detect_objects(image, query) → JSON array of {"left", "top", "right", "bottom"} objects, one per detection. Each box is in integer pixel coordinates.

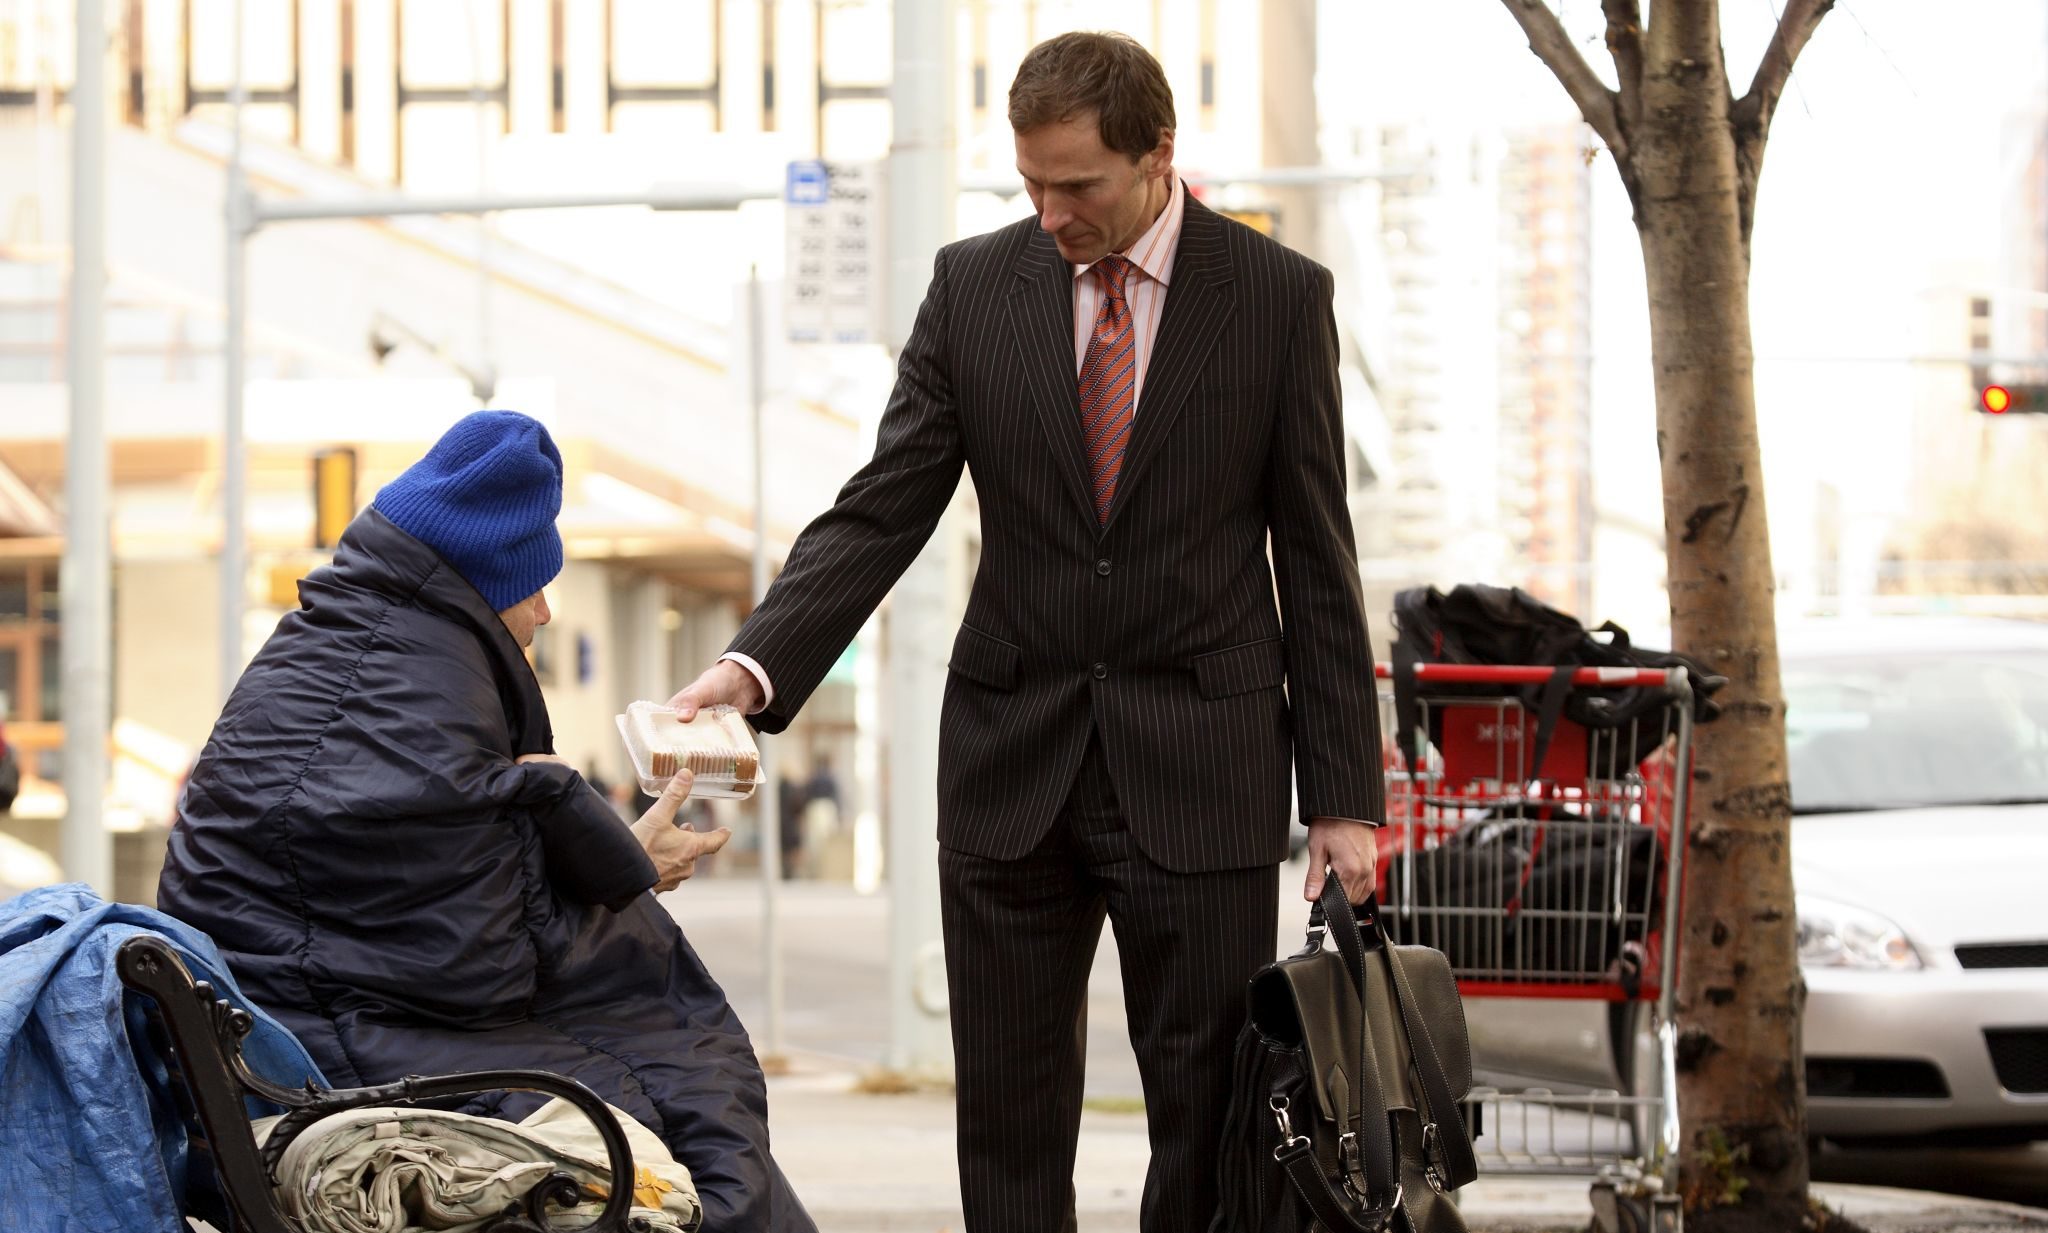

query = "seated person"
[{"left": 158, "top": 411, "right": 814, "bottom": 1232}]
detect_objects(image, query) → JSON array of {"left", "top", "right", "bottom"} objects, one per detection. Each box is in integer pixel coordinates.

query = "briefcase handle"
[{"left": 1305, "top": 887, "right": 1380, "bottom": 943}]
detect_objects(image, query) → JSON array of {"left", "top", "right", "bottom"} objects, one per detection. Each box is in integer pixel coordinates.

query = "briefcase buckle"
[
  {"left": 1422, "top": 1122, "right": 1451, "bottom": 1194},
  {"left": 1269, "top": 1095, "right": 1310, "bottom": 1161}
]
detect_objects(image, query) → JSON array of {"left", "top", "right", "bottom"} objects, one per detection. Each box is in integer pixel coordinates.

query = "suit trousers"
[{"left": 939, "top": 732, "right": 1281, "bottom": 1233}]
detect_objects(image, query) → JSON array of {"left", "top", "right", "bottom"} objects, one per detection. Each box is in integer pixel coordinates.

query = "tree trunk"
[{"left": 1632, "top": 12, "right": 1808, "bottom": 1228}]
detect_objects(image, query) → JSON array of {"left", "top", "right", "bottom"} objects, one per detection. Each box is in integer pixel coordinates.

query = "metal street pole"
[
  {"left": 219, "top": 0, "right": 249, "bottom": 706},
  {"left": 956, "top": 164, "right": 1423, "bottom": 197},
  {"left": 60, "top": 0, "right": 110, "bottom": 896},
  {"left": 884, "top": 0, "right": 956, "bottom": 1079},
  {"left": 746, "top": 263, "right": 785, "bottom": 1060},
  {"left": 250, "top": 184, "right": 776, "bottom": 223}
]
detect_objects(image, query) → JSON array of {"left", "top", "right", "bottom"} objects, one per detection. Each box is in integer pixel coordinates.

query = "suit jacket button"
[
  {"left": 1096, "top": 558, "right": 1112, "bottom": 576},
  {"left": 1092, "top": 662, "right": 1108, "bottom": 680}
]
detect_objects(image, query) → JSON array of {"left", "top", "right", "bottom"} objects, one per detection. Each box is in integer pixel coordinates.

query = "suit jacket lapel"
[
  {"left": 1005, "top": 227, "right": 1099, "bottom": 528},
  {"left": 1101, "top": 196, "right": 1236, "bottom": 535}
]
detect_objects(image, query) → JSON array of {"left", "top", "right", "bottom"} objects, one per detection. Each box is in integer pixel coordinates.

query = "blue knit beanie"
[{"left": 373, "top": 411, "right": 565, "bottom": 611}]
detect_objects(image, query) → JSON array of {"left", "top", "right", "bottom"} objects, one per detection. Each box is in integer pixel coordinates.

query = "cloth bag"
[
  {"left": 254, "top": 1097, "right": 701, "bottom": 1233},
  {"left": 1210, "top": 881, "right": 1478, "bottom": 1233}
]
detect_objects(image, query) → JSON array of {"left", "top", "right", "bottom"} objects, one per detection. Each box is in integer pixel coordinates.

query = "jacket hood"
[{"left": 310, "top": 507, "right": 554, "bottom": 754}]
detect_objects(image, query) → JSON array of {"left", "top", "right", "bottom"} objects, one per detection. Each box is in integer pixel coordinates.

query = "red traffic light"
[{"left": 1979, "top": 383, "right": 2048, "bottom": 413}]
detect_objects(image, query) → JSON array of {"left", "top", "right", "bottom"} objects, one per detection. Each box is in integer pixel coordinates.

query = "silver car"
[{"left": 1465, "top": 617, "right": 2048, "bottom": 1144}]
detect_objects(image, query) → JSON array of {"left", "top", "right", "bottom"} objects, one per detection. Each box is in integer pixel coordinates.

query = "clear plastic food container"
[{"left": 615, "top": 700, "right": 762, "bottom": 801}]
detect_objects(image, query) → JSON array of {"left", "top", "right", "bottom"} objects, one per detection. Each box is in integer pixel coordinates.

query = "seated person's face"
[{"left": 498, "top": 589, "right": 552, "bottom": 649}]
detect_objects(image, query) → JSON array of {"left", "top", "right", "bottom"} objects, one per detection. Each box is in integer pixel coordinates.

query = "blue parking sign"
[{"left": 786, "top": 160, "right": 830, "bottom": 207}]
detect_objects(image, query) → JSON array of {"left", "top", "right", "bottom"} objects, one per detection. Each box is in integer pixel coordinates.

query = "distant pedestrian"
[
  {"left": 802, "top": 753, "right": 843, "bottom": 820},
  {"left": 778, "top": 770, "right": 807, "bottom": 878}
]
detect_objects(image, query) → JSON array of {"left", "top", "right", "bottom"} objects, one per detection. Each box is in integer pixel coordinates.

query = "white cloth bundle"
[{"left": 252, "top": 1098, "right": 701, "bottom": 1233}]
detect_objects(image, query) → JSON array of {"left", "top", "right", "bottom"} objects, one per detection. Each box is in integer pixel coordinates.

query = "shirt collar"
[{"left": 1073, "top": 177, "right": 1184, "bottom": 288}]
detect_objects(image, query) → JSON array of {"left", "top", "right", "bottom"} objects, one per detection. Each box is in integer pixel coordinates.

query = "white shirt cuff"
[{"left": 718, "top": 652, "right": 775, "bottom": 714}]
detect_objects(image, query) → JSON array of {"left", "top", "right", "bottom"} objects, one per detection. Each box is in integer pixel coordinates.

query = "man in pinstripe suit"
[{"left": 671, "top": 32, "right": 1384, "bottom": 1232}]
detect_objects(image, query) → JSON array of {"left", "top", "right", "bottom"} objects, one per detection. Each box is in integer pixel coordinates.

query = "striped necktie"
[{"left": 1077, "top": 255, "right": 1136, "bottom": 526}]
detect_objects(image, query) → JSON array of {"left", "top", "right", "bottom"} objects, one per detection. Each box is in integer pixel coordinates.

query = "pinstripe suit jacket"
[{"left": 730, "top": 195, "right": 1385, "bottom": 873}]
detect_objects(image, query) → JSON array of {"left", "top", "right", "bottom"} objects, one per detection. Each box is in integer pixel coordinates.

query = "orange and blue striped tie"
[{"left": 1078, "top": 255, "right": 1136, "bottom": 526}]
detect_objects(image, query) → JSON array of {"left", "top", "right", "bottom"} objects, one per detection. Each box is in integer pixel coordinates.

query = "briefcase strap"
[
  {"left": 1313, "top": 882, "right": 1481, "bottom": 1195},
  {"left": 1319, "top": 879, "right": 1402, "bottom": 1209},
  {"left": 1378, "top": 925, "right": 1481, "bottom": 1192}
]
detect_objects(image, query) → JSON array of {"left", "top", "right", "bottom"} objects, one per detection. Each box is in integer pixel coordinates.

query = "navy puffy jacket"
[{"left": 159, "top": 508, "right": 813, "bottom": 1232}]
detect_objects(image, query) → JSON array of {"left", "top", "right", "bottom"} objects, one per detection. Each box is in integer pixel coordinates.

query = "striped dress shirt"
[{"left": 1070, "top": 176, "right": 1185, "bottom": 405}]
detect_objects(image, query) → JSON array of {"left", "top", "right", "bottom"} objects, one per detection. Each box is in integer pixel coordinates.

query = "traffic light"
[
  {"left": 1969, "top": 297, "right": 1992, "bottom": 391},
  {"left": 1980, "top": 383, "right": 2048, "bottom": 415},
  {"left": 312, "top": 447, "right": 358, "bottom": 548}
]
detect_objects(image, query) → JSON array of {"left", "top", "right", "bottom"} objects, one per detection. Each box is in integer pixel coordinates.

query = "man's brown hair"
[{"left": 1007, "top": 31, "right": 1176, "bottom": 159}]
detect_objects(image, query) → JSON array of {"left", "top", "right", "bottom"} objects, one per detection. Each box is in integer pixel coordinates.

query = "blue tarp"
[{"left": 0, "top": 883, "right": 323, "bottom": 1233}]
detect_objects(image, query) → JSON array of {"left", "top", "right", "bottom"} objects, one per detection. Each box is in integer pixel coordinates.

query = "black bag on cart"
[
  {"left": 1388, "top": 585, "right": 1726, "bottom": 777},
  {"left": 1377, "top": 820, "right": 1529, "bottom": 977},
  {"left": 1382, "top": 809, "right": 1665, "bottom": 982},
  {"left": 1210, "top": 883, "right": 1478, "bottom": 1233}
]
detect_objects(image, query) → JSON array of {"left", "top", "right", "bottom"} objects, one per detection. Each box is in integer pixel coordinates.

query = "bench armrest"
[{"left": 117, "top": 934, "right": 650, "bottom": 1233}]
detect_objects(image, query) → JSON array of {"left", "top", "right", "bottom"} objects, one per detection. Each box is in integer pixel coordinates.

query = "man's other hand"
[
  {"left": 1303, "top": 817, "right": 1378, "bottom": 905},
  {"left": 666, "top": 660, "right": 764, "bottom": 720},
  {"left": 631, "top": 771, "right": 733, "bottom": 892}
]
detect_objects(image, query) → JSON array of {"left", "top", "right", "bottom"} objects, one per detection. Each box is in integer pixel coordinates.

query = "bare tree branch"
[
  {"left": 1498, "top": 0, "right": 1628, "bottom": 166},
  {"left": 1735, "top": 0, "right": 1835, "bottom": 138},
  {"left": 1732, "top": 0, "right": 1835, "bottom": 250},
  {"left": 1600, "top": 0, "right": 1645, "bottom": 131}
]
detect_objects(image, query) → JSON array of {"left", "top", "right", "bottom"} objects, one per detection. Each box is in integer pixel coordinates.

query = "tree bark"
[
  {"left": 1496, "top": 0, "right": 1833, "bottom": 1225},
  {"left": 1632, "top": 6, "right": 1808, "bottom": 1227}
]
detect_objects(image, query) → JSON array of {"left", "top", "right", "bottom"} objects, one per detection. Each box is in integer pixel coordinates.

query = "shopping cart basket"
[{"left": 1373, "top": 662, "right": 1696, "bottom": 1226}]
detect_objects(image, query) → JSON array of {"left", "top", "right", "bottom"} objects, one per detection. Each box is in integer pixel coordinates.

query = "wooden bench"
[{"left": 116, "top": 934, "right": 652, "bottom": 1233}]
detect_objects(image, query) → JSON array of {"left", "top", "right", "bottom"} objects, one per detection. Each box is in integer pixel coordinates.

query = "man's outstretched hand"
[
  {"left": 631, "top": 771, "right": 732, "bottom": 892},
  {"left": 666, "top": 660, "right": 763, "bottom": 720},
  {"left": 1302, "top": 817, "right": 1378, "bottom": 905}
]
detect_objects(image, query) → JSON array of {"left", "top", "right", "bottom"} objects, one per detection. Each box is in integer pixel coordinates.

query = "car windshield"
[{"left": 1784, "top": 649, "right": 2048, "bottom": 813}]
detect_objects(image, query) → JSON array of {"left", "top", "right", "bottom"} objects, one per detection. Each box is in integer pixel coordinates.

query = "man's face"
[
  {"left": 1015, "top": 112, "right": 1174, "bottom": 266},
  {"left": 498, "top": 588, "right": 552, "bottom": 649}
]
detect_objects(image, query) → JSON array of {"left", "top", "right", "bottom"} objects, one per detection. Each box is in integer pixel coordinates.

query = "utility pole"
[
  {"left": 220, "top": 0, "right": 249, "bottom": 705},
  {"left": 884, "top": 0, "right": 957, "bottom": 1079},
  {"left": 61, "top": 0, "right": 111, "bottom": 896},
  {"left": 744, "top": 264, "right": 786, "bottom": 1061}
]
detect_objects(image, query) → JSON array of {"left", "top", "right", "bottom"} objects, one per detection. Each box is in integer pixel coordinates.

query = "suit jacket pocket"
[
  {"left": 949, "top": 623, "right": 1022, "bottom": 691},
  {"left": 1190, "top": 637, "right": 1287, "bottom": 700}
]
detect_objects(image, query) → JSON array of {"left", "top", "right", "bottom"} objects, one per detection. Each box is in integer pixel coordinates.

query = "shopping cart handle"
[{"left": 1373, "top": 662, "right": 1692, "bottom": 690}]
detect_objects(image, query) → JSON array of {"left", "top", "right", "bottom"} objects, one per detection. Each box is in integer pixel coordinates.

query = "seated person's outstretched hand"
[{"left": 631, "top": 771, "right": 732, "bottom": 892}]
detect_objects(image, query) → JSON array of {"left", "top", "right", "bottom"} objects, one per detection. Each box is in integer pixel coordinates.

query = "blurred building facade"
[
  {"left": 2000, "top": 106, "right": 2048, "bottom": 360},
  {"left": 1357, "top": 129, "right": 1500, "bottom": 594},
  {"left": 1342, "top": 116, "right": 1604, "bottom": 631},
  {"left": 1495, "top": 125, "right": 1592, "bottom": 618},
  {"left": 1879, "top": 99, "right": 2048, "bottom": 613}
]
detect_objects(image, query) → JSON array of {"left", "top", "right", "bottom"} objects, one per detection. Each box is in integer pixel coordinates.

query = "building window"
[{"left": 0, "top": 560, "right": 59, "bottom": 730}]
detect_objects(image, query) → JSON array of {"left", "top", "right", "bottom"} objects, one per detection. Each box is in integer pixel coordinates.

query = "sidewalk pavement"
[{"left": 765, "top": 1053, "right": 2048, "bottom": 1233}]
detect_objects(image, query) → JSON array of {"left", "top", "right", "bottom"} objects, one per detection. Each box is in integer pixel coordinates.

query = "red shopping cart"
[{"left": 1373, "top": 663, "right": 1695, "bottom": 1228}]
